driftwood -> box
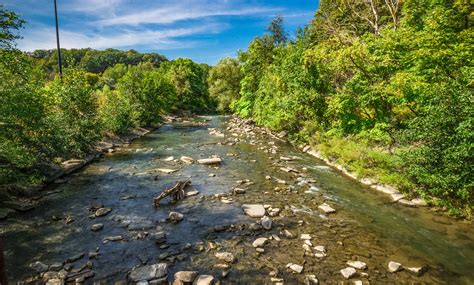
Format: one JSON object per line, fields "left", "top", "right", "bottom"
{"left": 197, "top": 157, "right": 222, "bottom": 165}
{"left": 154, "top": 180, "right": 191, "bottom": 206}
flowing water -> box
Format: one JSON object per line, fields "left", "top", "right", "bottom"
{"left": 1, "top": 116, "right": 473, "bottom": 284}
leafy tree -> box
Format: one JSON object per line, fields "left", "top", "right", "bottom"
{"left": 207, "top": 57, "right": 242, "bottom": 113}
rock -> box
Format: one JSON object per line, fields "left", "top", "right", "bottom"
{"left": 304, "top": 240, "right": 313, "bottom": 247}
{"left": 45, "top": 278, "right": 63, "bottom": 285}
{"left": 180, "top": 156, "right": 194, "bottom": 164}
{"left": 252, "top": 237, "right": 268, "bottom": 248}
{"left": 388, "top": 261, "right": 403, "bottom": 273}
{"left": 95, "top": 207, "right": 112, "bottom": 217}
{"left": 314, "top": 246, "right": 325, "bottom": 252}
{"left": 347, "top": 261, "right": 367, "bottom": 270}
{"left": 215, "top": 252, "right": 235, "bottom": 263}
{"left": 91, "top": 223, "right": 104, "bottom": 231}
{"left": 192, "top": 275, "right": 214, "bottom": 285}
{"left": 128, "top": 220, "right": 154, "bottom": 231}
{"left": 103, "top": 236, "right": 123, "bottom": 242}
{"left": 265, "top": 175, "right": 272, "bottom": 180}
{"left": 65, "top": 253, "right": 85, "bottom": 263}
{"left": 0, "top": 207, "right": 15, "bottom": 220}
{"left": 354, "top": 280, "right": 363, "bottom": 285}
{"left": 168, "top": 212, "right": 184, "bottom": 223}
{"left": 318, "top": 203, "right": 336, "bottom": 214}
{"left": 186, "top": 190, "right": 199, "bottom": 197}
{"left": 49, "top": 262, "right": 63, "bottom": 271}
{"left": 390, "top": 193, "right": 405, "bottom": 202}
{"left": 305, "top": 274, "right": 319, "bottom": 284}
{"left": 242, "top": 204, "right": 266, "bottom": 218}
{"left": 163, "top": 156, "right": 174, "bottom": 161}
{"left": 157, "top": 168, "right": 177, "bottom": 174}
{"left": 282, "top": 229, "right": 294, "bottom": 238}
{"left": 29, "top": 261, "right": 48, "bottom": 273}
{"left": 300, "top": 234, "right": 312, "bottom": 240}
{"left": 174, "top": 271, "right": 199, "bottom": 283}
{"left": 233, "top": 188, "right": 246, "bottom": 194}
{"left": 197, "top": 157, "right": 222, "bottom": 165}
{"left": 129, "top": 263, "right": 168, "bottom": 282}
{"left": 340, "top": 267, "right": 357, "bottom": 279}
{"left": 153, "top": 231, "right": 167, "bottom": 244}
{"left": 286, "top": 263, "right": 304, "bottom": 274}
{"left": 406, "top": 266, "right": 425, "bottom": 276}
{"left": 280, "top": 156, "right": 292, "bottom": 161}
{"left": 260, "top": 216, "right": 272, "bottom": 230}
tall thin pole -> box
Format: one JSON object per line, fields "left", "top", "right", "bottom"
{"left": 54, "top": 0, "right": 63, "bottom": 78}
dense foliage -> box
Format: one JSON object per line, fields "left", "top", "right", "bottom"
{"left": 0, "top": 6, "right": 213, "bottom": 193}
{"left": 221, "top": 1, "right": 473, "bottom": 216}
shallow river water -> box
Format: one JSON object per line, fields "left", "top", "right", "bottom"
{"left": 1, "top": 116, "right": 473, "bottom": 284}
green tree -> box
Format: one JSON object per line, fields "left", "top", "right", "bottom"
{"left": 207, "top": 57, "right": 242, "bottom": 113}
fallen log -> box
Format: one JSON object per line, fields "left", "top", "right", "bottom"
{"left": 197, "top": 157, "right": 222, "bottom": 165}
{"left": 154, "top": 180, "right": 191, "bottom": 206}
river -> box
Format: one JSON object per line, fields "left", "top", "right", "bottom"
{"left": 1, "top": 116, "right": 473, "bottom": 284}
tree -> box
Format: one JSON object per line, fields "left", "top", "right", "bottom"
{"left": 207, "top": 58, "right": 242, "bottom": 113}
{"left": 267, "top": 15, "right": 288, "bottom": 45}
{"left": 0, "top": 5, "right": 24, "bottom": 49}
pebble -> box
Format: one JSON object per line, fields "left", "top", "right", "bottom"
{"left": 300, "top": 234, "right": 312, "bottom": 240}
{"left": 347, "top": 261, "right": 367, "bottom": 270}
{"left": 340, "top": 267, "right": 357, "bottom": 279}
{"left": 256, "top": 248, "right": 265, "bottom": 253}
{"left": 186, "top": 190, "right": 200, "bottom": 197}
{"left": 388, "top": 261, "right": 403, "bottom": 273}
{"left": 252, "top": 237, "right": 268, "bottom": 248}
{"left": 234, "top": 188, "right": 246, "bottom": 194}
{"left": 168, "top": 212, "right": 184, "bottom": 223}
{"left": 287, "top": 263, "right": 304, "bottom": 274}
{"left": 215, "top": 252, "right": 235, "bottom": 263}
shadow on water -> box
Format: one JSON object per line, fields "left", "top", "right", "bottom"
{"left": 1, "top": 116, "right": 472, "bottom": 284}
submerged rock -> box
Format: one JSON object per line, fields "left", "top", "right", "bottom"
{"left": 29, "top": 261, "right": 48, "bottom": 273}
{"left": 95, "top": 207, "right": 112, "bottom": 217}
{"left": 168, "top": 212, "right": 184, "bottom": 223}
{"left": 129, "top": 263, "right": 168, "bottom": 282}
{"left": 388, "top": 261, "right": 403, "bottom": 273}
{"left": 242, "top": 204, "right": 266, "bottom": 218}
{"left": 340, "top": 267, "right": 357, "bottom": 279}
{"left": 90, "top": 223, "right": 104, "bottom": 232}
{"left": 261, "top": 216, "right": 272, "bottom": 230}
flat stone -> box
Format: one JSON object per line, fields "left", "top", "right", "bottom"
{"left": 49, "top": 262, "right": 63, "bottom": 271}
{"left": 318, "top": 203, "right": 336, "bottom": 214}
{"left": 242, "top": 204, "right": 266, "bottom": 218}
{"left": 233, "top": 188, "right": 246, "bottom": 194}
{"left": 129, "top": 263, "right": 168, "bottom": 282}
{"left": 95, "top": 207, "right": 112, "bottom": 217}
{"left": 29, "top": 261, "right": 48, "bottom": 273}
{"left": 215, "top": 252, "right": 235, "bottom": 263}
{"left": 157, "top": 168, "right": 177, "bottom": 174}
{"left": 346, "top": 261, "right": 367, "bottom": 270}
{"left": 261, "top": 216, "right": 272, "bottom": 230}
{"left": 390, "top": 193, "right": 405, "bottom": 202}
{"left": 180, "top": 156, "right": 194, "bottom": 164}
{"left": 186, "top": 190, "right": 199, "bottom": 197}
{"left": 252, "top": 237, "right": 268, "bottom": 248}
{"left": 388, "top": 261, "right": 403, "bottom": 273}
{"left": 300, "top": 234, "right": 312, "bottom": 240}
{"left": 410, "top": 198, "right": 427, "bottom": 207}
{"left": 104, "top": 236, "right": 123, "bottom": 242}
{"left": 192, "top": 275, "right": 214, "bottom": 285}
{"left": 287, "top": 263, "right": 304, "bottom": 274}
{"left": 174, "top": 271, "right": 199, "bottom": 283}
{"left": 163, "top": 156, "right": 174, "bottom": 161}
{"left": 314, "top": 246, "right": 325, "bottom": 252}
{"left": 91, "top": 223, "right": 104, "bottom": 231}
{"left": 168, "top": 212, "right": 184, "bottom": 223}
{"left": 340, "top": 267, "right": 357, "bottom": 279}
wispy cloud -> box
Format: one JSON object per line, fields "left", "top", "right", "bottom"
{"left": 18, "top": 23, "right": 225, "bottom": 51}
{"left": 95, "top": 5, "right": 283, "bottom": 26}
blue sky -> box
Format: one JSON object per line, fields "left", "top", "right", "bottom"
{"left": 3, "top": 0, "right": 319, "bottom": 64}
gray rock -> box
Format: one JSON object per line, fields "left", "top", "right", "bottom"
{"left": 30, "top": 261, "right": 49, "bottom": 272}
{"left": 340, "top": 267, "right": 357, "bottom": 279}
{"left": 192, "top": 275, "right": 214, "bottom": 285}
{"left": 174, "top": 271, "right": 199, "bottom": 283}
{"left": 242, "top": 204, "right": 265, "bottom": 218}
{"left": 233, "top": 188, "right": 246, "bottom": 194}
{"left": 186, "top": 190, "right": 200, "bottom": 197}
{"left": 346, "top": 261, "right": 367, "bottom": 270}
{"left": 129, "top": 263, "right": 168, "bottom": 282}
{"left": 154, "top": 231, "right": 167, "bottom": 244}
{"left": 260, "top": 216, "right": 272, "bottom": 230}
{"left": 95, "top": 207, "right": 112, "bottom": 217}
{"left": 388, "top": 261, "right": 403, "bottom": 273}
{"left": 128, "top": 220, "right": 154, "bottom": 231}
{"left": 48, "top": 262, "right": 63, "bottom": 271}
{"left": 252, "top": 237, "right": 268, "bottom": 248}
{"left": 215, "top": 252, "right": 235, "bottom": 263}
{"left": 91, "top": 223, "right": 104, "bottom": 231}
{"left": 65, "top": 253, "right": 85, "bottom": 263}
{"left": 168, "top": 212, "right": 184, "bottom": 223}
{"left": 287, "top": 263, "right": 304, "bottom": 274}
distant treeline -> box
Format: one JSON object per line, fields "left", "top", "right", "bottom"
{"left": 208, "top": 0, "right": 473, "bottom": 217}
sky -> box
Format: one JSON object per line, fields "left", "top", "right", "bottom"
{"left": 3, "top": 0, "right": 319, "bottom": 64}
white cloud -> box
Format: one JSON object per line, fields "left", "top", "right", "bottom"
{"left": 18, "top": 23, "right": 225, "bottom": 51}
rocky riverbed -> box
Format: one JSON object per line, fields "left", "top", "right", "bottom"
{"left": 1, "top": 116, "right": 473, "bottom": 284}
